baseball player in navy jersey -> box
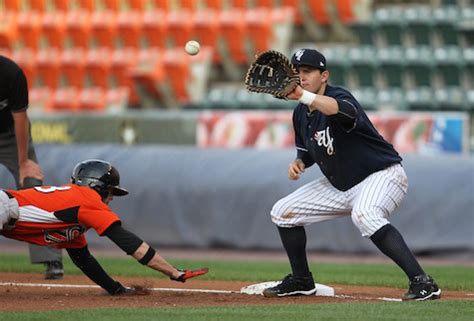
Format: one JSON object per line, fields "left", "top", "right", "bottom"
{"left": 262, "top": 49, "right": 441, "bottom": 301}
{"left": 0, "top": 55, "right": 64, "bottom": 279}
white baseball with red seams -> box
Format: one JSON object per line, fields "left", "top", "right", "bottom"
{"left": 185, "top": 40, "right": 200, "bottom": 55}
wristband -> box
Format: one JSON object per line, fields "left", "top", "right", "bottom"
{"left": 298, "top": 90, "right": 317, "bottom": 106}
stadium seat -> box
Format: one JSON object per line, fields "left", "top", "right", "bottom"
{"left": 141, "top": 10, "right": 167, "bottom": 48}
{"left": 218, "top": 9, "right": 248, "bottom": 64}
{"left": 377, "top": 88, "right": 407, "bottom": 110}
{"left": 48, "top": 87, "right": 80, "bottom": 112}
{"left": 319, "top": 46, "right": 349, "bottom": 87}
{"left": 351, "top": 87, "right": 378, "bottom": 110}
{"left": 307, "top": 0, "right": 331, "bottom": 25}
{"left": 0, "top": 12, "right": 18, "bottom": 50}
{"left": 116, "top": 11, "right": 143, "bottom": 48}
{"left": 346, "top": 46, "right": 378, "bottom": 88}
{"left": 106, "top": 87, "right": 129, "bottom": 110}
{"left": 434, "top": 87, "right": 465, "bottom": 110}
{"left": 404, "top": 46, "right": 434, "bottom": 88}
{"left": 282, "top": 0, "right": 303, "bottom": 26}
{"left": 65, "top": 10, "right": 92, "bottom": 48}
{"left": 17, "top": 11, "right": 42, "bottom": 50}
{"left": 404, "top": 6, "right": 433, "bottom": 46}
{"left": 457, "top": 6, "right": 474, "bottom": 47}
{"left": 433, "top": 46, "right": 464, "bottom": 87}
{"left": 245, "top": 8, "right": 272, "bottom": 53}
{"left": 166, "top": 10, "right": 194, "bottom": 47}
{"left": 405, "top": 87, "right": 435, "bottom": 111}
{"left": 79, "top": 87, "right": 107, "bottom": 111}
{"left": 373, "top": 6, "right": 405, "bottom": 46}
{"left": 162, "top": 48, "right": 191, "bottom": 103}
{"left": 111, "top": 47, "right": 138, "bottom": 104}
{"left": 349, "top": 21, "right": 376, "bottom": 46}
{"left": 90, "top": 10, "right": 117, "bottom": 48}
{"left": 76, "top": 0, "right": 95, "bottom": 11}
{"left": 432, "top": 6, "right": 460, "bottom": 46}
{"left": 192, "top": 9, "right": 220, "bottom": 62}
{"left": 462, "top": 47, "right": 473, "bottom": 89}
{"left": 377, "top": 46, "right": 405, "bottom": 88}
{"left": 29, "top": 87, "right": 53, "bottom": 111}
{"left": 85, "top": 48, "right": 112, "bottom": 88}
{"left": 36, "top": 48, "right": 61, "bottom": 88}
{"left": 335, "top": 0, "right": 357, "bottom": 24}
{"left": 3, "top": 0, "right": 22, "bottom": 11}
{"left": 41, "top": 12, "right": 67, "bottom": 48}
{"left": 60, "top": 48, "right": 86, "bottom": 88}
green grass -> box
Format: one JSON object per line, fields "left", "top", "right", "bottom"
{"left": 0, "top": 301, "right": 472, "bottom": 321}
{"left": 0, "top": 253, "right": 472, "bottom": 321}
{"left": 0, "top": 253, "right": 472, "bottom": 291}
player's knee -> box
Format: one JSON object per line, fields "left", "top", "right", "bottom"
{"left": 351, "top": 209, "right": 388, "bottom": 238}
{"left": 270, "top": 200, "right": 293, "bottom": 225}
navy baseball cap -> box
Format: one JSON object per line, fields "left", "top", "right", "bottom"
{"left": 291, "top": 49, "right": 327, "bottom": 71}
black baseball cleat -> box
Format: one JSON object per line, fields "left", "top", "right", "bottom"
{"left": 402, "top": 274, "right": 441, "bottom": 301}
{"left": 263, "top": 273, "right": 316, "bottom": 297}
{"left": 45, "top": 261, "right": 64, "bottom": 280}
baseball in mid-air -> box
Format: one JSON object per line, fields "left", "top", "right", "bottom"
{"left": 185, "top": 40, "right": 200, "bottom": 56}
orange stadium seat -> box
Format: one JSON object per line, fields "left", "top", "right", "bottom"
{"left": 282, "top": 0, "right": 302, "bottom": 25}
{"left": 85, "top": 48, "right": 112, "bottom": 88}
{"left": 129, "top": 48, "right": 165, "bottom": 105}
{"left": 162, "top": 48, "right": 191, "bottom": 102}
{"left": 47, "top": 87, "right": 80, "bottom": 112}
{"left": 192, "top": 9, "right": 220, "bottom": 62}
{"left": 116, "top": 11, "right": 143, "bottom": 48}
{"left": 218, "top": 9, "right": 247, "bottom": 64}
{"left": 52, "top": 0, "right": 72, "bottom": 11}
{"left": 141, "top": 10, "right": 167, "bottom": 48}
{"left": 77, "top": 0, "right": 95, "bottom": 11}
{"left": 179, "top": 0, "right": 199, "bottom": 11}
{"left": 245, "top": 8, "right": 272, "bottom": 53}
{"left": 151, "top": 0, "right": 170, "bottom": 11}
{"left": 0, "top": 12, "right": 18, "bottom": 50}
{"left": 128, "top": 0, "right": 147, "bottom": 10}
{"left": 255, "top": 0, "right": 274, "bottom": 8}
{"left": 65, "top": 10, "right": 92, "bottom": 48}
{"left": 79, "top": 87, "right": 107, "bottom": 111}
{"left": 11, "top": 49, "right": 37, "bottom": 89}
{"left": 111, "top": 47, "right": 139, "bottom": 104}
{"left": 60, "top": 48, "right": 86, "bottom": 88}
{"left": 204, "top": 0, "right": 224, "bottom": 10}
{"left": 166, "top": 10, "right": 194, "bottom": 47}
{"left": 36, "top": 48, "right": 61, "bottom": 88}
{"left": 17, "top": 11, "right": 42, "bottom": 50}
{"left": 90, "top": 10, "right": 117, "bottom": 48}
{"left": 29, "top": 87, "right": 53, "bottom": 111}
{"left": 231, "top": 0, "right": 247, "bottom": 8}
{"left": 308, "top": 0, "right": 331, "bottom": 25}
{"left": 29, "top": 0, "right": 47, "bottom": 11}
{"left": 103, "top": 0, "right": 120, "bottom": 11}
{"left": 3, "top": 0, "right": 21, "bottom": 11}
{"left": 41, "top": 12, "right": 67, "bottom": 48}
{"left": 336, "top": 0, "right": 356, "bottom": 24}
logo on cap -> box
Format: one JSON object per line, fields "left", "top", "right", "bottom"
{"left": 320, "top": 61, "right": 325, "bottom": 67}
{"left": 294, "top": 49, "right": 305, "bottom": 61}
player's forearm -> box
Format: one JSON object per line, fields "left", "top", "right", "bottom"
{"left": 132, "top": 242, "right": 180, "bottom": 278}
{"left": 299, "top": 90, "right": 339, "bottom": 115}
{"left": 12, "top": 112, "right": 30, "bottom": 164}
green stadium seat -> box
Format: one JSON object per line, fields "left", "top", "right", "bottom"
{"left": 347, "top": 46, "right": 378, "bottom": 88}
{"left": 457, "top": 7, "right": 474, "bottom": 47}
{"left": 433, "top": 46, "right": 464, "bottom": 87}
{"left": 351, "top": 87, "right": 378, "bottom": 111}
{"left": 235, "top": 88, "right": 267, "bottom": 110}
{"left": 462, "top": 47, "right": 473, "bottom": 89}
{"left": 406, "top": 87, "right": 435, "bottom": 111}
{"left": 320, "top": 46, "right": 349, "bottom": 87}
{"left": 373, "top": 6, "right": 405, "bottom": 46}
{"left": 466, "top": 90, "right": 474, "bottom": 111}
{"left": 404, "top": 6, "right": 433, "bottom": 46}
{"left": 434, "top": 87, "right": 465, "bottom": 111}
{"left": 404, "top": 46, "right": 434, "bottom": 87}
{"left": 432, "top": 6, "right": 460, "bottom": 46}
{"left": 376, "top": 88, "right": 407, "bottom": 111}
{"left": 348, "top": 21, "right": 376, "bottom": 46}
{"left": 205, "top": 87, "right": 240, "bottom": 109}
{"left": 377, "top": 46, "right": 405, "bottom": 88}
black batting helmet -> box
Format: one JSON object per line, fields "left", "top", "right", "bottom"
{"left": 71, "top": 159, "right": 128, "bottom": 199}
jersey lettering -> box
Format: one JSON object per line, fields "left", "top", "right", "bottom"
{"left": 314, "top": 127, "right": 334, "bottom": 155}
{"left": 34, "top": 185, "right": 72, "bottom": 193}
{"left": 44, "top": 225, "right": 86, "bottom": 243}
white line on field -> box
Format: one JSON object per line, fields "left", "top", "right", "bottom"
{"left": 0, "top": 282, "right": 235, "bottom": 294}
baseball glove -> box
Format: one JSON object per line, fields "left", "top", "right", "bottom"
{"left": 170, "top": 267, "right": 209, "bottom": 283}
{"left": 245, "top": 50, "right": 300, "bottom": 99}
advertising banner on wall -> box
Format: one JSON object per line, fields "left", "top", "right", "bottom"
{"left": 197, "top": 111, "right": 469, "bottom": 155}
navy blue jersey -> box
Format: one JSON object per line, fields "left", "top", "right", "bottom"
{"left": 0, "top": 55, "right": 29, "bottom": 133}
{"left": 293, "top": 85, "right": 402, "bottom": 191}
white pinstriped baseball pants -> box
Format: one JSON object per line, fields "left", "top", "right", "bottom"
{"left": 270, "top": 164, "right": 408, "bottom": 238}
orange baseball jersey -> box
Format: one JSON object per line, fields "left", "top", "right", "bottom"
{"left": 2, "top": 184, "right": 121, "bottom": 248}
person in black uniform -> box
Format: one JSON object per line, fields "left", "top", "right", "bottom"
{"left": 263, "top": 49, "right": 441, "bottom": 301}
{"left": 0, "top": 55, "right": 64, "bottom": 279}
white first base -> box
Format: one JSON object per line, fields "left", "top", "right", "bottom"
{"left": 240, "top": 281, "right": 335, "bottom": 297}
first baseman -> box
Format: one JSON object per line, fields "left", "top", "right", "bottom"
{"left": 0, "top": 159, "right": 208, "bottom": 294}
{"left": 263, "top": 49, "right": 441, "bottom": 301}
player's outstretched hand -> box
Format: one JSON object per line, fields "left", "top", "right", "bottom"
{"left": 170, "top": 267, "right": 209, "bottom": 283}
